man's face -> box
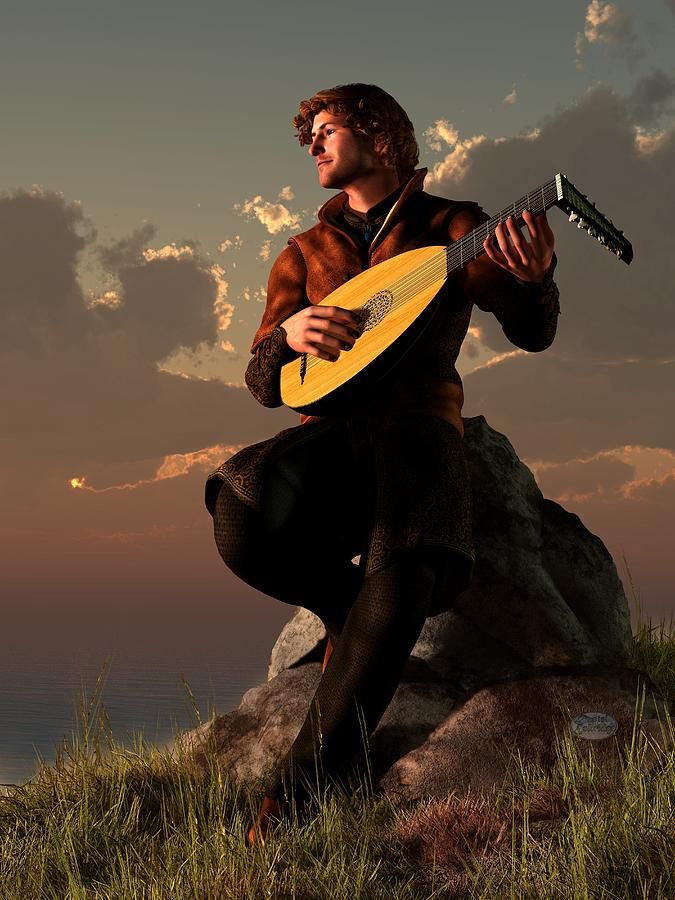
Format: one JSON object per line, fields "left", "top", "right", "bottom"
{"left": 308, "top": 110, "right": 382, "bottom": 189}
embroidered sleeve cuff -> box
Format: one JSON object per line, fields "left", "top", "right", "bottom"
{"left": 244, "top": 326, "right": 298, "bottom": 407}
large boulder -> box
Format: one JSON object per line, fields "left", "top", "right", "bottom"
{"left": 180, "top": 663, "right": 673, "bottom": 803}
{"left": 180, "top": 417, "right": 669, "bottom": 802}
{"left": 268, "top": 416, "right": 633, "bottom": 691}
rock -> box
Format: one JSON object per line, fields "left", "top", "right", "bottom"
{"left": 180, "top": 661, "right": 673, "bottom": 804}
{"left": 267, "top": 416, "right": 633, "bottom": 691}
{"left": 179, "top": 416, "right": 663, "bottom": 803}
{"left": 376, "top": 667, "right": 674, "bottom": 803}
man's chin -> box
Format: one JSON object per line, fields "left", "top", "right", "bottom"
{"left": 317, "top": 163, "right": 349, "bottom": 189}
{"left": 319, "top": 172, "right": 347, "bottom": 190}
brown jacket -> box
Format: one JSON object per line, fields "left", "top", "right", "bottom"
{"left": 247, "top": 168, "right": 560, "bottom": 434}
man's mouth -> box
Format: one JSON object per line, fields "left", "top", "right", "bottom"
{"left": 317, "top": 159, "right": 332, "bottom": 168}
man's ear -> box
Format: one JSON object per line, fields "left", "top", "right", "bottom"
{"left": 373, "top": 134, "right": 391, "bottom": 166}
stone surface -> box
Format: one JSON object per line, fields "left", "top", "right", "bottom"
{"left": 267, "top": 416, "right": 633, "bottom": 691}
{"left": 179, "top": 661, "right": 673, "bottom": 803}
{"left": 179, "top": 416, "right": 665, "bottom": 803}
{"left": 376, "top": 667, "right": 674, "bottom": 803}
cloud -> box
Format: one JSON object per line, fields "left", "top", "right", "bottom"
{"left": 628, "top": 69, "right": 675, "bottom": 126}
{"left": 258, "top": 240, "right": 272, "bottom": 261}
{"left": 96, "top": 221, "right": 156, "bottom": 271}
{"left": 528, "top": 444, "right": 675, "bottom": 503}
{"left": 464, "top": 355, "right": 675, "bottom": 463}
{"left": 0, "top": 186, "right": 295, "bottom": 496}
{"left": 0, "top": 187, "right": 96, "bottom": 353}
{"left": 426, "top": 80, "right": 675, "bottom": 369}
{"left": 234, "top": 192, "right": 303, "bottom": 234}
{"left": 87, "top": 289, "right": 122, "bottom": 309}
{"left": 217, "top": 234, "right": 243, "bottom": 253}
{"left": 69, "top": 442, "right": 243, "bottom": 492}
{"left": 424, "top": 120, "right": 460, "bottom": 152}
{"left": 527, "top": 452, "right": 636, "bottom": 501}
{"left": 633, "top": 126, "right": 671, "bottom": 155}
{"left": 423, "top": 119, "right": 487, "bottom": 184}
{"left": 240, "top": 285, "right": 267, "bottom": 303}
{"left": 584, "top": 0, "right": 631, "bottom": 44}
{"left": 575, "top": 1, "right": 643, "bottom": 67}
{"left": 93, "top": 236, "right": 226, "bottom": 362}
{"left": 503, "top": 86, "right": 517, "bottom": 105}
{"left": 470, "top": 349, "right": 527, "bottom": 371}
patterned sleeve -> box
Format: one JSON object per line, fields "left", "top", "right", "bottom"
{"left": 450, "top": 204, "right": 561, "bottom": 352}
{"left": 497, "top": 254, "right": 561, "bottom": 351}
{"left": 244, "top": 325, "right": 300, "bottom": 407}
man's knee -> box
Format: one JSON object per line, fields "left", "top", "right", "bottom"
{"left": 212, "top": 480, "right": 260, "bottom": 575}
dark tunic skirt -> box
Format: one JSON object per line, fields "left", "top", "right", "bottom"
{"left": 204, "top": 411, "right": 475, "bottom": 617}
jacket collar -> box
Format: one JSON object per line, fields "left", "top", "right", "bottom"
{"left": 317, "top": 167, "right": 428, "bottom": 255}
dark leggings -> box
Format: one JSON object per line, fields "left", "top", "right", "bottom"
{"left": 212, "top": 436, "right": 461, "bottom": 811}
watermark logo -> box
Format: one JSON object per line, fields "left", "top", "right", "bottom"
{"left": 570, "top": 712, "right": 618, "bottom": 741}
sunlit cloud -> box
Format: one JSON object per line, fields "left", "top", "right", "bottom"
{"left": 423, "top": 120, "right": 487, "bottom": 186}
{"left": 278, "top": 185, "right": 294, "bottom": 201}
{"left": 240, "top": 285, "right": 267, "bottom": 303}
{"left": 525, "top": 445, "right": 675, "bottom": 503}
{"left": 584, "top": 0, "right": 627, "bottom": 45}
{"left": 575, "top": 0, "right": 640, "bottom": 68}
{"left": 503, "top": 86, "right": 517, "bottom": 105}
{"left": 217, "top": 234, "right": 243, "bottom": 253}
{"left": 142, "top": 243, "right": 195, "bottom": 262}
{"left": 634, "top": 125, "right": 671, "bottom": 156}
{"left": 86, "top": 289, "right": 122, "bottom": 309}
{"left": 234, "top": 192, "right": 302, "bottom": 234}
{"left": 210, "top": 263, "right": 233, "bottom": 332}
{"left": 469, "top": 348, "right": 527, "bottom": 371}
{"left": 258, "top": 240, "right": 272, "bottom": 261}
{"left": 69, "top": 443, "right": 243, "bottom": 493}
{"left": 424, "top": 119, "right": 460, "bottom": 152}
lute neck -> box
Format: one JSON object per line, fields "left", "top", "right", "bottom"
{"left": 445, "top": 177, "right": 559, "bottom": 274}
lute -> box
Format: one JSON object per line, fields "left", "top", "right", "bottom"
{"left": 280, "top": 173, "right": 633, "bottom": 416}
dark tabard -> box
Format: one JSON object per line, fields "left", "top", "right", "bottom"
{"left": 205, "top": 407, "right": 475, "bottom": 617}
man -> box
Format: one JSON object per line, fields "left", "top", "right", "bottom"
{"left": 205, "top": 84, "right": 559, "bottom": 845}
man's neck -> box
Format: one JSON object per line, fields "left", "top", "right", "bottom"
{"left": 341, "top": 170, "right": 401, "bottom": 214}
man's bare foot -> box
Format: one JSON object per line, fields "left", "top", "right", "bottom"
{"left": 245, "top": 795, "right": 285, "bottom": 847}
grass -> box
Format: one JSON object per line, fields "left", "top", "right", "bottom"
{"left": 0, "top": 575, "right": 674, "bottom": 899}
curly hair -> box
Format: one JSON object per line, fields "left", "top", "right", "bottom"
{"left": 293, "top": 83, "right": 419, "bottom": 182}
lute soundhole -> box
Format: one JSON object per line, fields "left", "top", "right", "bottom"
{"left": 355, "top": 289, "right": 394, "bottom": 331}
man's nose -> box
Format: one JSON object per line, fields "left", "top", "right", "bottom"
{"left": 308, "top": 135, "right": 324, "bottom": 156}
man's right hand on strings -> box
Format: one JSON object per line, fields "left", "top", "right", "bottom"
{"left": 281, "top": 306, "right": 363, "bottom": 362}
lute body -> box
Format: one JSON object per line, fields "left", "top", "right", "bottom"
{"left": 280, "top": 173, "right": 633, "bottom": 416}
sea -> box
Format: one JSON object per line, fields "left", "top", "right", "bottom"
{"left": 0, "top": 604, "right": 291, "bottom": 787}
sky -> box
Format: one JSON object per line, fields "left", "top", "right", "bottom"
{"left": 2, "top": 0, "right": 674, "bottom": 633}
